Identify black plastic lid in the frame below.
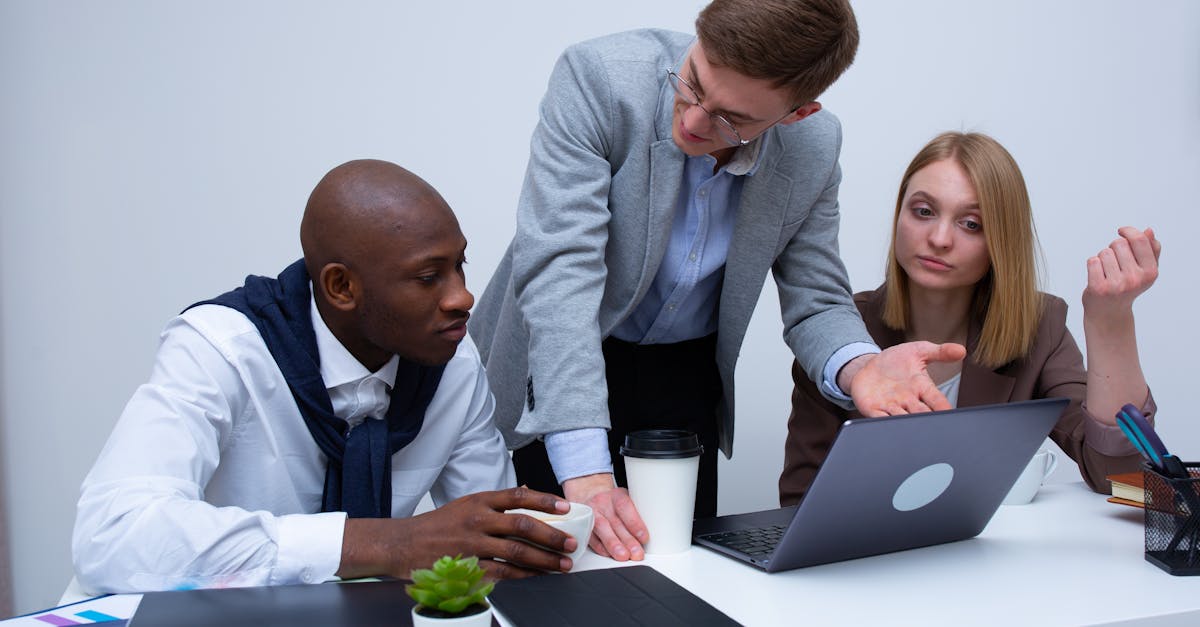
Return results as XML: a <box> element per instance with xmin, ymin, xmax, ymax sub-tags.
<box><xmin>619</xmin><ymin>429</ymin><xmax>703</xmax><ymax>459</ymax></box>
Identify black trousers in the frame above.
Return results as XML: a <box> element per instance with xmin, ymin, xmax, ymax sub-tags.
<box><xmin>512</xmin><ymin>334</ymin><xmax>721</xmax><ymax>518</ymax></box>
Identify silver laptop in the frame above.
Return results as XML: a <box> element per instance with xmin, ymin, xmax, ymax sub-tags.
<box><xmin>692</xmin><ymin>397</ymin><xmax>1068</xmax><ymax>572</ymax></box>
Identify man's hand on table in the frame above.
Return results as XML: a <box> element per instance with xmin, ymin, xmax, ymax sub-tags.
<box><xmin>337</xmin><ymin>487</ymin><xmax>577</xmax><ymax>581</ymax></box>
<box><xmin>563</xmin><ymin>472</ymin><xmax>648</xmax><ymax>561</ymax></box>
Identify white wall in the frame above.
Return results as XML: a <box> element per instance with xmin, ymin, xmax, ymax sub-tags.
<box><xmin>2</xmin><ymin>0</ymin><xmax>1197</xmax><ymax>615</ymax></box>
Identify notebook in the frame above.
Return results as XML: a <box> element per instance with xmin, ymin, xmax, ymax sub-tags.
<box><xmin>129</xmin><ymin>579</ymin><xmax>498</xmax><ymax>627</ymax></box>
<box><xmin>489</xmin><ymin>565</ymin><xmax>738</xmax><ymax>626</ymax></box>
<box><xmin>693</xmin><ymin>397</ymin><xmax>1068</xmax><ymax>572</ymax></box>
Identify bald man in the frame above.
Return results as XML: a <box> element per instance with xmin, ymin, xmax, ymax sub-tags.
<box><xmin>73</xmin><ymin>160</ymin><xmax>575</xmax><ymax>594</ymax></box>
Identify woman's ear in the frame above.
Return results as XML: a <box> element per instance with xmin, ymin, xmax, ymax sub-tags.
<box><xmin>318</xmin><ymin>263</ymin><xmax>358</xmax><ymax>312</ymax></box>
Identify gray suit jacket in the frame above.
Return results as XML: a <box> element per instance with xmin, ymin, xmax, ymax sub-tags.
<box><xmin>469</xmin><ymin>29</ymin><xmax>871</xmax><ymax>457</ymax></box>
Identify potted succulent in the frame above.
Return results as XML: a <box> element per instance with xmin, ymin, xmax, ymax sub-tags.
<box><xmin>406</xmin><ymin>555</ymin><xmax>495</xmax><ymax>626</ymax></box>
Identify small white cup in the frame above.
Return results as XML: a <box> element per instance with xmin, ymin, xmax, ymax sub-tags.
<box><xmin>1003</xmin><ymin>449</ymin><xmax>1058</xmax><ymax>505</ymax></box>
<box><xmin>506</xmin><ymin>502</ymin><xmax>594</xmax><ymax>567</ymax></box>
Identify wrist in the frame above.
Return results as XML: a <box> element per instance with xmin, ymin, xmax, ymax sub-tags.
<box><xmin>338</xmin><ymin>518</ymin><xmax>412</xmax><ymax>580</ymax></box>
<box><xmin>563</xmin><ymin>473</ymin><xmax>616</xmax><ymax>501</ymax></box>
<box><xmin>837</xmin><ymin>354</ymin><xmax>873</xmax><ymax>394</ymax></box>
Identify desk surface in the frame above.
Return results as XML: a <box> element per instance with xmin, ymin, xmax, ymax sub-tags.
<box><xmin>564</xmin><ymin>482</ymin><xmax>1199</xmax><ymax>627</ymax></box>
<box><xmin>42</xmin><ymin>482</ymin><xmax>1200</xmax><ymax>627</ymax></box>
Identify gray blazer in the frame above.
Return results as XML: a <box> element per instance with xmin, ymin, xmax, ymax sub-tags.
<box><xmin>469</xmin><ymin>29</ymin><xmax>871</xmax><ymax>457</ymax></box>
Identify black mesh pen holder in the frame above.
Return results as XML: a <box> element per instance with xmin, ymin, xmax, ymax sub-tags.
<box><xmin>1144</xmin><ymin>461</ymin><xmax>1200</xmax><ymax>575</ymax></box>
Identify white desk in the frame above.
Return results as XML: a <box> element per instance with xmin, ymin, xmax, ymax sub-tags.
<box><xmin>558</xmin><ymin>482</ymin><xmax>1200</xmax><ymax>627</ymax></box>
<box><xmin>47</xmin><ymin>482</ymin><xmax>1200</xmax><ymax>626</ymax></box>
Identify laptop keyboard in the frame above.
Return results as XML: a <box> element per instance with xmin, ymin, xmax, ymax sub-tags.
<box><xmin>697</xmin><ymin>524</ymin><xmax>787</xmax><ymax>557</ymax></box>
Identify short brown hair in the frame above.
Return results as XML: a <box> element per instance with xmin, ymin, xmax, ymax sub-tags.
<box><xmin>882</xmin><ymin>132</ymin><xmax>1043</xmax><ymax>368</ymax></box>
<box><xmin>695</xmin><ymin>0</ymin><xmax>859</xmax><ymax>105</ymax></box>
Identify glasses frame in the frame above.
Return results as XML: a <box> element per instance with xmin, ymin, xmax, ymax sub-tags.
<box><xmin>666</xmin><ymin>68</ymin><xmax>799</xmax><ymax>148</ymax></box>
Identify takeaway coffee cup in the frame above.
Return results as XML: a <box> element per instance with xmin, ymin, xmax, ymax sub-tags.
<box><xmin>1003</xmin><ymin>449</ymin><xmax>1058</xmax><ymax>505</ymax></box>
<box><xmin>620</xmin><ymin>429</ymin><xmax>704</xmax><ymax>554</ymax></box>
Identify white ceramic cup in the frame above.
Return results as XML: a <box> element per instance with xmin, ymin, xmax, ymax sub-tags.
<box><xmin>620</xmin><ymin>430</ymin><xmax>704</xmax><ymax>554</ymax></box>
<box><xmin>1003</xmin><ymin>449</ymin><xmax>1059</xmax><ymax>505</ymax></box>
<box><xmin>506</xmin><ymin>502</ymin><xmax>594</xmax><ymax>567</ymax></box>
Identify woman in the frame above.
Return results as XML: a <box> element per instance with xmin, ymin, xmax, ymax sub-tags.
<box><xmin>779</xmin><ymin>131</ymin><xmax>1161</xmax><ymax>505</ymax></box>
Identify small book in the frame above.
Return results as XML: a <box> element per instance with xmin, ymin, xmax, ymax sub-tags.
<box><xmin>1107</xmin><ymin>471</ymin><xmax>1145</xmax><ymax>508</ymax></box>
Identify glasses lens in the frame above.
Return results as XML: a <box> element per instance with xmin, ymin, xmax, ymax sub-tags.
<box><xmin>712</xmin><ymin>117</ymin><xmax>742</xmax><ymax>146</ymax></box>
<box><xmin>668</xmin><ymin>72</ymin><xmax>698</xmax><ymax>105</ymax></box>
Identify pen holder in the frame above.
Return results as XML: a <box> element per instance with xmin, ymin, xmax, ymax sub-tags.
<box><xmin>1143</xmin><ymin>461</ymin><xmax>1200</xmax><ymax>576</ymax></box>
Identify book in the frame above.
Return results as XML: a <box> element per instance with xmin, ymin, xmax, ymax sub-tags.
<box><xmin>1107</xmin><ymin>471</ymin><xmax>1145</xmax><ymax>508</ymax></box>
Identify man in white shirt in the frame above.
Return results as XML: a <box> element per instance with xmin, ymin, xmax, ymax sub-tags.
<box><xmin>73</xmin><ymin>159</ymin><xmax>576</xmax><ymax>593</ymax></box>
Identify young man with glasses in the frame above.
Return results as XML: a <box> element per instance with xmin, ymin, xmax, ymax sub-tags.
<box><xmin>469</xmin><ymin>0</ymin><xmax>965</xmax><ymax>562</ymax></box>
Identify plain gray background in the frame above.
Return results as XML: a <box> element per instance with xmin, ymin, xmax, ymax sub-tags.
<box><xmin>2</xmin><ymin>0</ymin><xmax>1198</xmax><ymax>615</ymax></box>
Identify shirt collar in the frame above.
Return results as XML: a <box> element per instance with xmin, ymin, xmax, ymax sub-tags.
<box><xmin>310</xmin><ymin>292</ymin><xmax>399</xmax><ymax>391</ymax></box>
<box><xmin>725</xmin><ymin>131</ymin><xmax>767</xmax><ymax>176</ymax></box>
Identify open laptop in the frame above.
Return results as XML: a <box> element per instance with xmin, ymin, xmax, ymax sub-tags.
<box><xmin>692</xmin><ymin>397</ymin><xmax>1068</xmax><ymax>572</ymax></box>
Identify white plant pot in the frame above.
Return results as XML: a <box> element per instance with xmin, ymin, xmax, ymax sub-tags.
<box><xmin>410</xmin><ymin>602</ymin><xmax>493</xmax><ymax>626</ymax></box>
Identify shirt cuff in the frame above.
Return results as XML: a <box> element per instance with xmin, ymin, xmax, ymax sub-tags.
<box><xmin>272</xmin><ymin>511</ymin><xmax>347</xmax><ymax>585</ymax></box>
<box><xmin>820</xmin><ymin>342</ymin><xmax>881</xmax><ymax>405</ymax></box>
<box><xmin>544</xmin><ymin>428</ymin><xmax>614</xmax><ymax>485</ymax></box>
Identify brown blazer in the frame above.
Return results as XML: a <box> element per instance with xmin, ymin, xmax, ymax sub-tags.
<box><xmin>779</xmin><ymin>287</ymin><xmax>1154</xmax><ymax>506</ymax></box>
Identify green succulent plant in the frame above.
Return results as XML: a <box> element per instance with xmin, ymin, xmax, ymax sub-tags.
<box><xmin>406</xmin><ymin>555</ymin><xmax>494</xmax><ymax>616</ymax></box>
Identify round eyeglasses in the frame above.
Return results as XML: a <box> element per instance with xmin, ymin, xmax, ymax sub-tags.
<box><xmin>666</xmin><ymin>69</ymin><xmax>747</xmax><ymax>146</ymax></box>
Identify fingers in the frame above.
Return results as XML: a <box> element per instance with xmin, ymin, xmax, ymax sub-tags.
<box><xmin>477</xmin><ymin>557</ymin><xmax>551</xmax><ymax>581</ymax></box>
<box><xmin>611</xmin><ymin>490</ymin><xmax>649</xmax><ymax>547</ymax></box>
<box><xmin>932</xmin><ymin>342</ymin><xmax>966</xmax><ymax>362</ymax></box>
<box><xmin>502</xmin><ymin>511</ymin><xmax>576</xmax><ymax>557</ymax></box>
<box><xmin>585</xmin><ymin>488</ymin><xmax>646</xmax><ymax>561</ymax></box>
<box><xmin>488</xmin><ymin>486</ymin><xmax>570</xmax><ymax>516</ymax></box>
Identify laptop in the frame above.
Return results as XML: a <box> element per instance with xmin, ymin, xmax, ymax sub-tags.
<box><xmin>692</xmin><ymin>397</ymin><xmax>1068</xmax><ymax>572</ymax></box>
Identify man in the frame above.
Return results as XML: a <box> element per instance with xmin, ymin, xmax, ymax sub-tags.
<box><xmin>469</xmin><ymin>0</ymin><xmax>964</xmax><ymax>562</ymax></box>
<box><xmin>73</xmin><ymin>160</ymin><xmax>576</xmax><ymax>593</ymax></box>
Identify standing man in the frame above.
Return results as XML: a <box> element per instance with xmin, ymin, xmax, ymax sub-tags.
<box><xmin>74</xmin><ymin>160</ymin><xmax>576</xmax><ymax>593</ymax></box>
<box><xmin>469</xmin><ymin>0</ymin><xmax>963</xmax><ymax>562</ymax></box>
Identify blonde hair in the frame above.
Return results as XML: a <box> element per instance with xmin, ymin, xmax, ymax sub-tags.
<box><xmin>882</xmin><ymin>132</ymin><xmax>1042</xmax><ymax>368</ymax></box>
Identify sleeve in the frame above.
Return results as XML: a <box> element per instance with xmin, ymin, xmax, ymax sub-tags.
<box><xmin>72</xmin><ymin>317</ymin><xmax>346</xmax><ymax>593</ymax></box>
<box><xmin>779</xmin><ymin>359</ymin><xmax>853</xmax><ymax>506</ymax></box>
<box><xmin>429</xmin><ymin>339</ymin><xmax>517</xmax><ymax>505</ymax></box>
<box><xmin>507</xmin><ymin>43</ymin><xmax>619</xmax><ymax>439</ymax></box>
<box><xmin>770</xmin><ymin>141</ymin><xmax>874</xmax><ymax>391</ymax></box>
<box><xmin>1036</xmin><ymin>306</ymin><xmax>1154</xmax><ymax>493</ymax></box>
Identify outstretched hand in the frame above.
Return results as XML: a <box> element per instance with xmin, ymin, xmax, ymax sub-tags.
<box><xmin>337</xmin><ymin>487</ymin><xmax>577</xmax><ymax>582</ymax></box>
<box><xmin>845</xmin><ymin>342</ymin><xmax>967</xmax><ymax>417</ymax></box>
<box><xmin>563</xmin><ymin>473</ymin><xmax>647</xmax><ymax>562</ymax></box>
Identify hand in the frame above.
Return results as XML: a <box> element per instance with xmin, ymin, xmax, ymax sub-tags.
<box><xmin>563</xmin><ymin>473</ymin><xmax>647</xmax><ymax>562</ymax></box>
<box><xmin>845</xmin><ymin>342</ymin><xmax>966</xmax><ymax>417</ymax></box>
<box><xmin>337</xmin><ymin>487</ymin><xmax>576</xmax><ymax>581</ymax></box>
<box><xmin>1082</xmin><ymin>226</ymin><xmax>1161</xmax><ymax>323</ymax></box>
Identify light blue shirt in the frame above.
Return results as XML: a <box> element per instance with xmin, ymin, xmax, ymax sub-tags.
<box><xmin>546</xmin><ymin>137</ymin><xmax>877</xmax><ymax>484</ymax></box>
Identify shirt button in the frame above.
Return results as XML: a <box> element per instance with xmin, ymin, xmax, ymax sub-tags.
<box><xmin>688</xmin><ymin>253</ymin><xmax>697</xmax><ymax>262</ymax></box>
<box><xmin>301</xmin><ymin>567</ymin><xmax>314</xmax><ymax>582</ymax></box>
<box><xmin>668</xmin><ymin>304</ymin><xmax>677</xmax><ymax>311</ymax></box>
<box><xmin>698</xmin><ymin>189</ymin><xmax>707</xmax><ymax>197</ymax></box>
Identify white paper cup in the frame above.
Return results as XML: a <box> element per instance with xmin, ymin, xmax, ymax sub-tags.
<box><xmin>506</xmin><ymin>502</ymin><xmax>594</xmax><ymax>567</ymax></box>
<box><xmin>1003</xmin><ymin>449</ymin><xmax>1058</xmax><ymax>505</ymax></box>
<box><xmin>620</xmin><ymin>430</ymin><xmax>704</xmax><ymax>554</ymax></box>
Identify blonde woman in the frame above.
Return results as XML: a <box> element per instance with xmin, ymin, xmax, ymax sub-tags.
<box><xmin>779</xmin><ymin>131</ymin><xmax>1161</xmax><ymax>505</ymax></box>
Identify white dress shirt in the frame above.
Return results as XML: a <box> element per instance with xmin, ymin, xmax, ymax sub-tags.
<box><xmin>73</xmin><ymin>297</ymin><xmax>515</xmax><ymax>593</ymax></box>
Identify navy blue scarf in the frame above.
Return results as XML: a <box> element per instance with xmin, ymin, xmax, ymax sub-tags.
<box><xmin>189</xmin><ymin>259</ymin><xmax>444</xmax><ymax>518</ymax></box>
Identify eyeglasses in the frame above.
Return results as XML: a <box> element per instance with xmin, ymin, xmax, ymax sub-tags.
<box><xmin>666</xmin><ymin>69</ymin><xmax>749</xmax><ymax>146</ymax></box>
<box><xmin>666</xmin><ymin>68</ymin><xmax>799</xmax><ymax>147</ymax></box>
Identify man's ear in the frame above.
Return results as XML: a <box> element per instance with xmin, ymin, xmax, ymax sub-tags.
<box><xmin>318</xmin><ymin>263</ymin><xmax>358</xmax><ymax>312</ymax></box>
<box><xmin>778</xmin><ymin>102</ymin><xmax>823</xmax><ymax>126</ymax></box>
